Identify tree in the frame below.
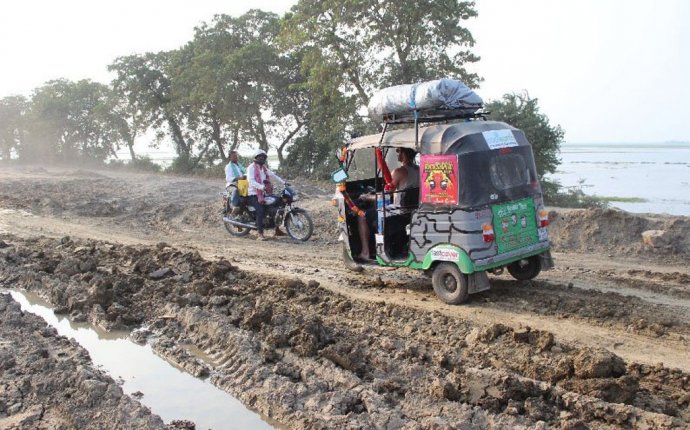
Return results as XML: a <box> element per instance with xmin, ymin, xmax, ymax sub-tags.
<box><xmin>101</xmin><ymin>84</ymin><xmax>146</xmax><ymax>161</ymax></box>
<box><xmin>171</xmin><ymin>10</ymin><xmax>308</xmax><ymax>165</ymax></box>
<box><xmin>280</xmin><ymin>48</ymin><xmax>360</xmax><ymax>177</ymax></box>
<box><xmin>0</xmin><ymin>95</ymin><xmax>28</xmax><ymax>160</ymax></box>
<box><xmin>108</xmin><ymin>53</ymin><xmax>193</xmax><ymax>163</ymax></box>
<box><xmin>280</xmin><ymin>0</ymin><xmax>481</xmax><ymax>175</ymax></box>
<box><xmin>24</xmin><ymin>79</ymin><xmax>119</xmax><ymax>162</ymax></box>
<box><xmin>283</xmin><ymin>0</ymin><xmax>480</xmax><ymax>105</ymax></box>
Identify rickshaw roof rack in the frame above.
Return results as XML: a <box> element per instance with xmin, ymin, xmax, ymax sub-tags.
<box><xmin>380</xmin><ymin>109</ymin><xmax>488</xmax><ymax>125</ymax></box>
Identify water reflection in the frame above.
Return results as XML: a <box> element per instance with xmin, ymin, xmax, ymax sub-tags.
<box><xmin>6</xmin><ymin>290</ymin><xmax>275</xmax><ymax>430</ymax></box>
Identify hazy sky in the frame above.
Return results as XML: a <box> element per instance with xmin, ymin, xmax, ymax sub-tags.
<box><xmin>1</xmin><ymin>0</ymin><xmax>688</xmax><ymax>143</ymax></box>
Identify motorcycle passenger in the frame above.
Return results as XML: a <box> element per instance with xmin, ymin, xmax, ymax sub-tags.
<box><xmin>246</xmin><ymin>149</ymin><xmax>286</xmax><ymax>240</ymax></box>
<box><xmin>224</xmin><ymin>150</ymin><xmax>246</xmax><ymax>216</ymax></box>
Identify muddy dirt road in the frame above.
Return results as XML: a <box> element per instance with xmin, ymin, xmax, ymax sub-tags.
<box><xmin>1</xmin><ymin>165</ymin><xmax>689</xmax><ymax>429</ymax></box>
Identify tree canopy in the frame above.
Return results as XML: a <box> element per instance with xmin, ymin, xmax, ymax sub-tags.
<box><xmin>279</xmin><ymin>0</ymin><xmax>481</xmax><ymax>175</ymax></box>
<box><xmin>20</xmin><ymin>79</ymin><xmax>120</xmax><ymax>162</ymax></box>
<box><xmin>0</xmin><ymin>95</ymin><xmax>28</xmax><ymax>160</ymax></box>
<box><xmin>0</xmin><ymin>2</ymin><xmax>566</xmax><ymax>196</ymax></box>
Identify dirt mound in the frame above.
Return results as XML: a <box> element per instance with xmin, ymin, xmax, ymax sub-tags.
<box><xmin>1</xmin><ymin>235</ymin><xmax>688</xmax><ymax>429</ymax></box>
<box><xmin>4</xmin><ymin>166</ymin><xmax>689</xmax><ymax>255</ymax></box>
<box><xmin>549</xmin><ymin>208</ymin><xmax>690</xmax><ymax>259</ymax></box>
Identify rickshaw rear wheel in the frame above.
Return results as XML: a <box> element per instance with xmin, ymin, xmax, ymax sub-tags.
<box><xmin>507</xmin><ymin>256</ymin><xmax>541</xmax><ymax>281</ymax></box>
<box><xmin>432</xmin><ymin>263</ymin><xmax>469</xmax><ymax>305</ymax></box>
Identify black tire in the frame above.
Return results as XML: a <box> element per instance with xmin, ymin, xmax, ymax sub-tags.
<box><xmin>507</xmin><ymin>256</ymin><xmax>541</xmax><ymax>281</ymax></box>
<box><xmin>285</xmin><ymin>209</ymin><xmax>313</xmax><ymax>241</ymax></box>
<box><xmin>342</xmin><ymin>242</ymin><xmax>364</xmax><ymax>272</ymax></box>
<box><xmin>431</xmin><ymin>263</ymin><xmax>469</xmax><ymax>305</ymax></box>
<box><xmin>223</xmin><ymin>216</ymin><xmax>251</xmax><ymax>237</ymax></box>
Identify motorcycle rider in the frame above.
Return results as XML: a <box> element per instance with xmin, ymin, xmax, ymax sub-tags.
<box><xmin>224</xmin><ymin>149</ymin><xmax>246</xmax><ymax>216</ymax></box>
<box><xmin>246</xmin><ymin>149</ymin><xmax>286</xmax><ymax>240</ymax></box>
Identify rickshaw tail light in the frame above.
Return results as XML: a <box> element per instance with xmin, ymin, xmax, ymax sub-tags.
<box><xmin>482</xmin><ymin>224</ymin><xmax>495</xmax><ymax>243</ymax></box>
<box><xmin>538</xmin><ymin>210</ymin><xmax>550</xmax><ymax>227</ymax></box>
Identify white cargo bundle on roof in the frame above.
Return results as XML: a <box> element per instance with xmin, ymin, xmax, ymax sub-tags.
<box><xmin>367</xmin><ymin>79</ymin><xmax>483</xmax><ymax>119</ymax></box>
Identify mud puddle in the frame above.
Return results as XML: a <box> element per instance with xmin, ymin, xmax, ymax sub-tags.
<box><xmin>7</xmin><ymin>289</ymin><xmax>276</xmax><ymax>430</ymax></box>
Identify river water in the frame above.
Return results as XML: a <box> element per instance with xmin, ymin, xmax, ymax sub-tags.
<box><xmin>549</xmin><ymin>142</ymin><xmax>690</xmax><ymax>216</ymax></box>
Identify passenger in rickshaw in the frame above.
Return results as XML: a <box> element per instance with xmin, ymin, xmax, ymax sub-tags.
<box><xmin>356</xmin><ymin>147</ymin><xmax>419</xmax><ymax>260</ymax></box>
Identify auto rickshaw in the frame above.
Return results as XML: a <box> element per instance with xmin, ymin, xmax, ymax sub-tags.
<box><xmin>331</xmin><ymin>96</ymin><xmax>554</xmax><ymax>304</ymax></box>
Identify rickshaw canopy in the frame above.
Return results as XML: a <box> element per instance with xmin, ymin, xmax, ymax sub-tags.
<box><xmin>349</xmin><ymin>121</ymin><xmax>518</xmax><ymax>155</ymax></box>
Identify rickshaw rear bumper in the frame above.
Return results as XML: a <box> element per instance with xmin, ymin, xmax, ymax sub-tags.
<box><xmin>473</xmin><ymin>242</ymin><xmax>552</xmax><ymax>272</ymax></box>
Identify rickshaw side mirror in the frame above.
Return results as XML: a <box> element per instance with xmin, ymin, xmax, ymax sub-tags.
<box><xmin>331</xmin><ymin>168</ymin><xmax>349</xmax><ymax>183</ymax></box>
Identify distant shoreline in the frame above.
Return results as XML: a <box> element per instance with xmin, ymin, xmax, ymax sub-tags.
<box><xmin>562</xmin><ymin>141</ymin><xmax>690</xmax><ymax>147</ymax></box>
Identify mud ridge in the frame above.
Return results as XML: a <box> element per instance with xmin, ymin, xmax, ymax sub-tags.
<box><xmin>2</xmin><ymin>235</ymin><xmax>689</xmax><ymax>429</ymax></box>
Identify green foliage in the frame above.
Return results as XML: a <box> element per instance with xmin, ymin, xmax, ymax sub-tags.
<box><xmin>0</xmin><ymin>3</ymin><xmax>580</xmax><ymax>204</ymax></box>
<box><xmin>0</xmin><ymin>95</ymin><xmax>28</xmax><ymax>160</ymax></box>
<box><xmin>165</xmin><ymin>154</ymin><xmax>196</xmax><ymax>175</ymax></box>
<box><xmin>128</xmin><ymin>156</ymin><xmax>162</xmax><ymax>172</ymax></box>
<box><xmin>108</xmin><ymin>52</ymin><xmax>190</xmax><ymax>160</ymax></box>
<box><xmin>283</xmin><ymin>0</ymin><xmax>481</xmax><ymax>104</ymax></box>
<box><xmin>485</xmin><ymin>92</ymin><xmax>564</xmax><ymax>180</ymax></box>
<box><xmin>280</xmin><ymin>0</ymin><xmax>481</xmax><ymax>175</ymax></box>
<box><xmin>599</xmin><ymin>196</ymin><xmax>647</xmax><ymax>203</ymax></box>
<box><xmin>541</xmin><ymin>179</ymin><xmax>608</xmax><ymax>209</ymax></box>
<box><xmin>107</xmin><ymin>155</ymin><xmax>161</xmax><ymax>172</ymax></box>
<box><xmin>171</xmin><ymin>10</ymin><xmax>308</xmax><ymax>165</ymax></box>
<box><xmin>23</xmin><ymin>79</ymin><xmax>119</xmax><ymax>162</ymax></box>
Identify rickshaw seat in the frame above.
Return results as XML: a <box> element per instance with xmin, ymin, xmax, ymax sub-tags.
<box><xmin>384</xmin><ymin>213</ymin><xmax>413</xmax><ymax>259</ymax></box>
<box><xmin>399</xmin><ymin>187</ymin><xmax>419</xmax><ymax>208</ymax></box>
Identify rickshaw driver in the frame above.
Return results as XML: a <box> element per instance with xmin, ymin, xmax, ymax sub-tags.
<box><xmin>356</xmin><ymin>148</ymin><xmax>419</xmax><ymax>260</ymax></box>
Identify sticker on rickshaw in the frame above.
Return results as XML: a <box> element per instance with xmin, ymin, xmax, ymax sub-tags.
<box><xmin>491</xmin><ymin>198</ymin><xmax>539</xmax><ymax>253</ymax></box>
<box><xmin>420</xmin><ymin>155</ymin><xmax>459</xmax><ymax>205</ymax></box>
<box><xmin>483</xmin><ymin>129</ymin><xmax>518</xmax><ymax>150</ymax></box>
<box><xmin>430</xmin><ymin>246</ymin><xmax>460</xmax><ymax>262</ymax></box>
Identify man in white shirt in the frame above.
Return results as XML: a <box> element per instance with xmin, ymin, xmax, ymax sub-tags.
<box><xmin>246</xmin><ymin>149</ymin><xmax>286</xmax><ymax>240</ymax></box>
<box><xmin>224</xmin><ymin>150</ymin><xmax>246</xmax><ymax>215</ymax></box>
<box><xmin>225</xmin><ymin>150</ymin><xmax>246</xmax><ymax>186</ymax></box>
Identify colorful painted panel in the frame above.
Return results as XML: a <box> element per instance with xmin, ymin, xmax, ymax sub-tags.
<box><xmin>420</xmin><ymin>155</ymin><xmax>459</xmax><ymax>205</ymax></box>
<box><xmin>491</xmin><ymin>198</ymin><xmax>539</xmax><ymax>253</ymax></box>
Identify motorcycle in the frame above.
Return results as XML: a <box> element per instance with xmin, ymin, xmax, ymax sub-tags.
<box><xmin>220</xmin><ymin>182</ymin><xmax>314</xmax><ymax>241</ymax></box>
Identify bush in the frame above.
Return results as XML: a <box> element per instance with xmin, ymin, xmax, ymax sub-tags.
<box><xmin>542</xmin><ymin>179</ymin><xmax>608</xmax><ymax>209</ymax></box>
<box><xmin>165</xmin><ymin>156</ymin><xmax>196</xmax><ymax>174</ymax></box>
<box><xmin>107</xmin><ymin>156</ymin><xmax>161</xmax><ymax>173</ymax></box>
<box><xmin>129</xmin><ymin>156</ymin><xmax>161</xmax><ymax>172</ymax></box>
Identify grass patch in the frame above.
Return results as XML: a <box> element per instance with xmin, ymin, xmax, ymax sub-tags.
<box><xmin>598</xmin><ymin>196</ymin><xmax>648</xmax><ymax>203</ymax></box>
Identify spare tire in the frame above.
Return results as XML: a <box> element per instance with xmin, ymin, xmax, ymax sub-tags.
<box><xmin>507</xmin><ymin>256</ymin><xmax>541</xmax><ymax>281</ymax></box>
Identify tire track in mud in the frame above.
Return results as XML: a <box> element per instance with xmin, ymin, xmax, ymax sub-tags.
<box><xmin>0</xmin><ymin>165</ymin><xmax>690</xmax><ymax>428</ymax></box>
<box><xmin>2</xmin><ymin>203</ymin><xmax>690</xmax><ymax>374</ymax></box>
<box><xmin>1</xmin><ymin>235</ymin><xmax>689</xmax><ymax>429</ymax></box>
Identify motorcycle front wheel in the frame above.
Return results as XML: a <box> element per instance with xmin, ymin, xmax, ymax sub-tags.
<box><xmin>285</xmin><ymin>209</ymin><xmax>313</xmax><ymax>241</ymax></box>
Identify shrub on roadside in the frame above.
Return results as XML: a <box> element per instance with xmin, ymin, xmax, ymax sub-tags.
<box><xmin>107</xmin><ymin>156</ymin><xmax>161</xmax><ymax>173</ymax></box>
<box><xmin>542</xmin><ymin>179</ymin><xmax>608</xmax><ymax>209</ymax></box>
